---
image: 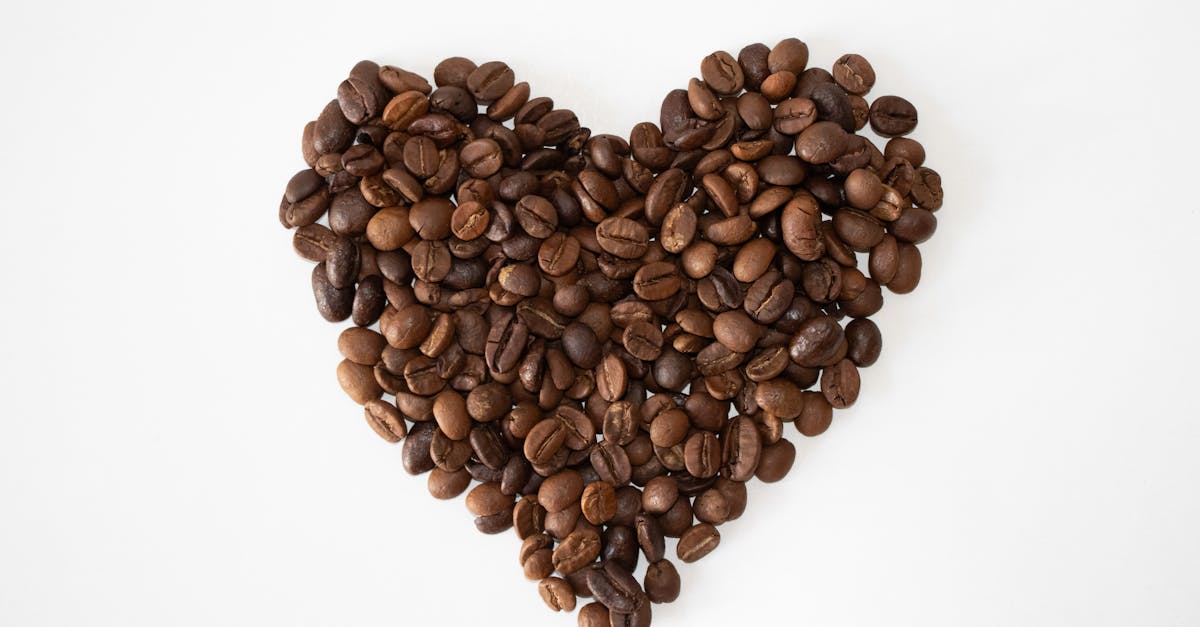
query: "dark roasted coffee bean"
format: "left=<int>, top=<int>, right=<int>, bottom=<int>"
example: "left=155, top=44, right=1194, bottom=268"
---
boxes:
left=911, top=167, right=944, bottom=210
left=563, top=322, right=602, bottom=369
left=677, top=523, right=720, bottom=563
left=789, top=315, right=845, bottom=368
left=401, top=422, right=437, bottom=475
left=869, top=95, right=918, bottom=137
left=586, top=561, right=646, bottom=614
left=312, top=262, right=354, bottom=322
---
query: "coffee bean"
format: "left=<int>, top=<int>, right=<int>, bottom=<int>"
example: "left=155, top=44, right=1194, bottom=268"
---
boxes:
left=554, top=528, right=602, bottom=574
left=722, top=415, right=762, bottom=481
left=684, top=432, right=721, bottom=479
left=911, top=167, right=944, bottom=210
left=311, top=262, right=354, bottom=322
left=364, top=399, right=406, bottom=443
left=563, top=322, right=602, bottom=369
left=789, top=316, right=845, bottom=368
left=525, top=417, right=566, bottom=466
left=540, top=469, right=584, bottom=513
left=596, top=217, right=649, bottom=259
left=581, top=482, right=618, bottom=525
left=756, top=438, right=796, bottom=482
left=768, top=38, right=809, bottom=74
left=677, top=523, right=720, bottom=563
left=869, top=95, right=918, bottom=137
left=585, top=561, right=646, bottom=614
left=539, top=576, right=577, bottom=612
left=888, top=242, right=922, bottom=294
left=832, top=54, right=875, bottom=95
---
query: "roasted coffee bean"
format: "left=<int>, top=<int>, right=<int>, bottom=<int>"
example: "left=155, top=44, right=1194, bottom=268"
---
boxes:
left=401, top=422, right=437, bottom=475
left=700, top=50, right=744, bottom=95
left=586, top=561, right=646, bottom=614
left=795, top=121, right=847, bottom=164
left=591, top=440, right=633, bottom=486
left=869, top=95, right=918, bottom=137
left=788, top=315, right=845, bottom=367
left=563, top=322, right=602, bottom=369
left=683, top=431, right=721, bottom=479
left=554, top=528, right=602, bottom=574
left=311, top=263, right=354, bottom=322
left=540, top=469, right=584, bottom=513
left=677, top=523, right=720, bottom=563
left=722, top=415, right=762, bottom=481
left=539, top=576, right=577, bottom=612
left=796, top=391, right=833, bottom=437
left=364, top=399, right=406, bottom=443
left=756, top=438, right=796, bottom=482
left=525, top=418, right=566, bottom=465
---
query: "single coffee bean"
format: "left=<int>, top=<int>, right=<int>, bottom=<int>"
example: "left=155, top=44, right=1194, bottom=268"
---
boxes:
left=585, top=561, right=646, bottom=614
left=888, top=242, right=923, bottom=294
left=563, top=322, right=602, bottom=369
left=540, top=469, right=584, bottom=513
left=756, top=438, right=796, bottom=482
left=591, top=440, right=633, bottom=486
left=684, top=431, right=721, bottom=479
left=833, top=53, right=876, bottom=95
left=788, top=316, right=845, bottom=367
left=554, top=528, right=602, bottom=574
left=676, top=523, right=720, bottom=563
left=311, top=262, right=354, bottom=322
left=869, top=95, right=918, bottom=137
left=911, top=167, right=944, bottom=210
left=796, top=391, right=834, bottom=437
left=602, top=525, right=639, bottom=573
left=700, top=50, right=744, bottom=95
left=539, top=576, right=577, bottom=612
left=364, top=399, right=407, bottom=443
left=795, top=121, right=848, bottom=164
left=596, top=217, right=649, bottom=259
left=768, top=37, right=809, bottom=74
left=722, top=415, right=762, bottom=481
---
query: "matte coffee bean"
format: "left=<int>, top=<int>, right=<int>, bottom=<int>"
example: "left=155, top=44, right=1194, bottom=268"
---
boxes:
left=795, top=121, right=848, bottom=164
left=677, top=523, right=720, bottom=563
left=700, top=50, right=744, bottom=95
left=539, top=577, right=577, bottom=612
left=644, top=560, right=681, bottom=604
left=756, top=438, right=796, bottom=482
left=554, top=528, right=602, bottom=574
left=540, top=469, right=584, bottom=513
left=833, top=54, right=876, bottom=95
left=364, top=399, right=407, bottom=443
left=809, top=82, right=856, bottom=132
left=869, top=95, right=919, bottom=137
left=796, top=391, right=834, bottom=437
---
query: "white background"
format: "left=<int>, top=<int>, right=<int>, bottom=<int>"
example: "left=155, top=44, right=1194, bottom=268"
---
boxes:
left=2, top=1, right=1198, bottom=625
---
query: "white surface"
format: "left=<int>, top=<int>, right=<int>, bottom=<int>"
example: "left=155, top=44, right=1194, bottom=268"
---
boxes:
left=2, top=1, right=1198, bottom=625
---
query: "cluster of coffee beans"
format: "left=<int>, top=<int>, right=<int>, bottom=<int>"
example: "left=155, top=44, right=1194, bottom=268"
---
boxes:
left=279, top=38, right=942, bottom=626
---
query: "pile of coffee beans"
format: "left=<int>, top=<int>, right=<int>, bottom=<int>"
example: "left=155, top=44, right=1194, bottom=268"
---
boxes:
left=279, top=38, right=942, bottom=626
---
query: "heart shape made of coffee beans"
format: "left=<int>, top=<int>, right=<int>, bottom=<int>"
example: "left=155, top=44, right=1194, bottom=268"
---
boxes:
left=278, top=37, right=944, bottom=626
